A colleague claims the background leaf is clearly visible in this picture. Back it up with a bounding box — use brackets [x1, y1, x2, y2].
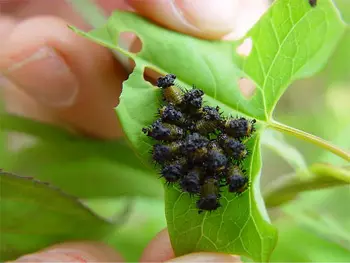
[261, 129, 307, 171]
[263, 163, 350, 208]
[3, 139, 163, 199]
[243, 0, 346, 119]
[0, 114, 163, 199]
[271, 220, 350, 262]
[0, 171, 113, 261]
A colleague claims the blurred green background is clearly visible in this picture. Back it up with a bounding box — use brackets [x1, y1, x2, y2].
[1, 0, 349, 262]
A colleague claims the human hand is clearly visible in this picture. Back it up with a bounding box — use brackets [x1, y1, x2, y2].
[0, 0, 268, 139]
[9, 229, 242, 262]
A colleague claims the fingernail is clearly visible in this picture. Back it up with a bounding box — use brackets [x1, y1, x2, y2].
[167, 252, 241, 263]
[174, 0, 239, 34]
[5, 46, 79, 107]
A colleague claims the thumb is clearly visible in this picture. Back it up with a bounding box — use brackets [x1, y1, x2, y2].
[10, 241, 124, 262]
[126, 0, 269, 40]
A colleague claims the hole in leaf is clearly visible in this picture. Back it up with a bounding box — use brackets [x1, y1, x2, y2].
[118, 31, 143, 54]
[143, 67, 162, 86]
[236, 37, 252, 57]
[238, 78, 256, 98]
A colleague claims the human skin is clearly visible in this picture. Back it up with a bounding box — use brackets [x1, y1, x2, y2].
[0, 0, 268, 262]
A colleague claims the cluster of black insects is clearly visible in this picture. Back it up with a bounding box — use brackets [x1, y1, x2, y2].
[142, 74, 256, 213]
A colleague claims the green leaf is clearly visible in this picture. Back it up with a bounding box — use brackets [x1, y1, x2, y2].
[0, 114, 162, 199]
[281, 185, 350, 251]
[263, 163, 350, 208]
[243, 0, 346, 119]
[3, 139, 163, 200]
[271, 185, 350, 262]
[166, 134, 277, 261]
[271, 220, 350, 262]
[68, 0, 346, 260]
[261, 129, 307, 171]
[0, 171, 113, 261]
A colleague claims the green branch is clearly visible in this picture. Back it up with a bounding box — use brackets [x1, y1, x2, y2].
[269, 120, 350, 162]
[263, 163, 350, 208]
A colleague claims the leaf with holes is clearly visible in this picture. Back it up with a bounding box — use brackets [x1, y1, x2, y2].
[69, 0, 346, 261]
[0, 171, 113, 261]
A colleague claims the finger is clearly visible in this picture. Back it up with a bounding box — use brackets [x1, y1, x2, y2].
[126, 0, 239, 40]
[140, 228, 175, 262]
[140, 228, 241, 263]
[0, 16, 127, 139]
[223, 0, 269, 40]
[166, 252, 242, 263]
[11, 241, 124, 262]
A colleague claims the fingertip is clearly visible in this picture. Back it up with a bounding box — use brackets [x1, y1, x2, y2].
[166, 252, 241, 263]
[126, 0, 239, 40]
[13, 241, 124, 262]
[140, 228, 175, 262]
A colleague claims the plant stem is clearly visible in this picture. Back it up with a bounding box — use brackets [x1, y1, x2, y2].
[269, 120, 350, 162]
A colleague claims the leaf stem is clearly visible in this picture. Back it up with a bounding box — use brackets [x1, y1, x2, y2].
[269, 120, 350, 162]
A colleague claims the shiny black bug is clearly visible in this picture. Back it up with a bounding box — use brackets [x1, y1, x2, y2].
[158, 103, 188, 127]
[218, 133, 247, 161]
[309, 0, 317, 7]
[160, 159, 187, 185]
[225, 164, 249, 194]
[197, 177, 221, 213]
[182, 87, 204, 111]
[223, 117, 256, 139]
[180, 168, 202, 195]
[157, 74, 184, 106]
[193, 106, 223, 135]
[183, 133, 210, 164]
[205, 141, 228, 174]
[142, 119, 184, 141]
[152, 141, 184, 164]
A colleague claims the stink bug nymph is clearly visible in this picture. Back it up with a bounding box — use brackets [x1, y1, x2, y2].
[223, 117, 256, 139]
[226, 164, 249, 194]
[197, 177, 221, 213]
[157, 74, 184, 105]
[142, 119, 184, 141]
[152, 141, 184, 164]
[218, 133, 247, 161]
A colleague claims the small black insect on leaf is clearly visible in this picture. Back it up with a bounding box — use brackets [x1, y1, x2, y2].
[193, 106, 223, 135]
[152, 141, 184, 164]
[226, 164, 249, 194]
[205, 141, 228, 174]
[142, 73, 257, 214]
[218, 134, 247, 161]
[309, 0, 317, 7]
[160, 159, 186, 185]
[142, 119, 184, 141]
[182, 87, 204, 111]
[197, 178, 221, 214]
[223, 117, 256, 139]
[156, 73, 176, 88]
[180, 168, 202, 195]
